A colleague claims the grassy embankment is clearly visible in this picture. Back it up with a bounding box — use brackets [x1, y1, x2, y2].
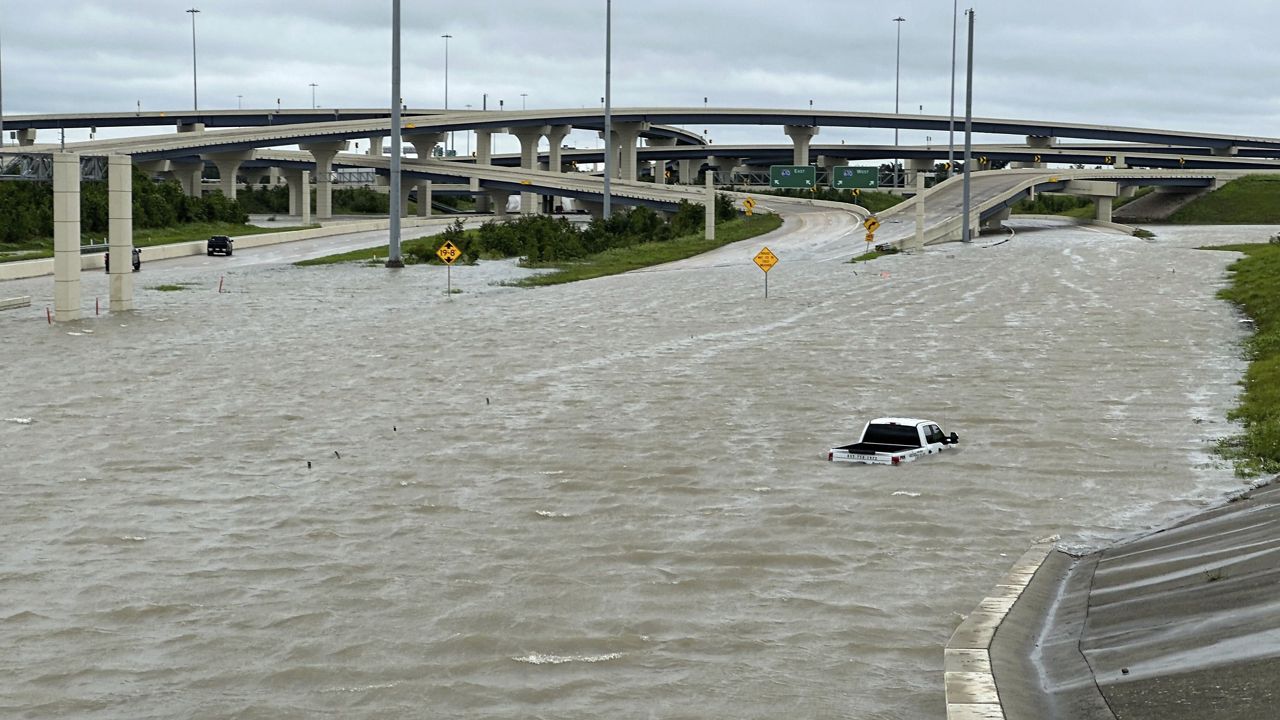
[0, 222, 310, 263]
[296, 214, 783, 285]
[1207, 240, 1280, 477]
[1171, 175, 1280, 223]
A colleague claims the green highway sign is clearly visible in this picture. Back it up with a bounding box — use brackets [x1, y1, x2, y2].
[769, 165, 817, 189]
[832, 166, 879, 190]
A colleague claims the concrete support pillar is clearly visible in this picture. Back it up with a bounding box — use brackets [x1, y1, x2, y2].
[609, 121, 650, 181]
[53, 153, 82, 322]
[708, 157, 741, 185]
[283, 169, 304, 216]
[473, 129, 495, 212]
[1095, 196, 1114, 223]
[398, 182, 413, 218]
[16, 128, 38, 146]
[300, 171, 311, 226]
[783, 125, 819, 166]
[817, 155, 847, 180]
[545, 125, 572, 209]
[168, 160, 203, 197]
[108, 155, 135, 312]
[300, 141, 346, 220]
[1024, 135, 1055, 169]
[704, 172, 716, 241]
[418, 181, 432, 217]
[907, 157, 934, 187]
[981, 207, 1010, 232]
[205, 151, 254, 200]
[512, 125, 550, 215]
[678, 158, 697, 185]
[487, 190, 510, 217]
[367, 135, 384, 156]
[1113, 154, 1128, 170]
[648, 137, 676, 184]
[405, 131, 445, 159]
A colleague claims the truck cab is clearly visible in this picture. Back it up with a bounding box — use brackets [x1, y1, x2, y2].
[828, 417, 959, 465]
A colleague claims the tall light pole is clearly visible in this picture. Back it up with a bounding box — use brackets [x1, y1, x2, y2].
[603, 0, 613, 219]
[441, 34, 452, 154]
[521, 92, 527, 110]
[237, 94, 242, 109]
[893, 16, 905, 189]
[948, 0, 958, 178]
[309, 83, 317, 109]
[186, 8, 200, 111]
[387, 0, 404, 268]
[962, 8, 975, 244]
[0, 25, 5, 151]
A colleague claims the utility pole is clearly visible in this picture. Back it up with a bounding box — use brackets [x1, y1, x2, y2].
[893, 16, 906, 189]
[186, 8, 200, 111]
[962, 9, 975, 243]
[603, 0, 613, 218]
[387, 0, 404, 267]
[948, 0, 958, 178]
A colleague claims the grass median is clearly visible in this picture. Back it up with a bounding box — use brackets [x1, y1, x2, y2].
[1206, 240, 1280, 477]
[515, 214, 782, 287]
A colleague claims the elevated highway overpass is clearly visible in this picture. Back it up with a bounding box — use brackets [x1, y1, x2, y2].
[6, 105, 1279, 321]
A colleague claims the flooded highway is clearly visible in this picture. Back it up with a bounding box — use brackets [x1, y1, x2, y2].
[0, 214, 1258, 719]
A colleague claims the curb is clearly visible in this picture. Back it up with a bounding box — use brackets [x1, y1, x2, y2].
[944, 541, 1056, 719]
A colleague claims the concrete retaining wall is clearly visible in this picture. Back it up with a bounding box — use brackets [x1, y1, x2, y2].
[0, 216, 448, 282]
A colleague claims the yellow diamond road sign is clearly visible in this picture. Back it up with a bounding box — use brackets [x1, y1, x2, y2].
[863, 216, 881, 233]
[754, 247, 778, 273]
[436, 240, 461, 265]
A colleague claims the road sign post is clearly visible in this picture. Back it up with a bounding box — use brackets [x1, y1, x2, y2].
[832, 166, 879, 190]
[753, 246, 778, 298]
[437, 240, 461, 296]
[769, 165, 816, 189]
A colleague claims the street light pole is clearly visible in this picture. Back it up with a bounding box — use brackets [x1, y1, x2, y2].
[309, 83, 317, 109]
[948, 0, 957, 178]
[962, 8, 975, 244]
[237, 94, 242, 109]
[521, 92, 527, 110]
[387, 0, 404, 267]
[186, 8, 200, 111]
[893, 16, 905, 189]
[441, 34, 452, 154]
[603, 0, 613, 219]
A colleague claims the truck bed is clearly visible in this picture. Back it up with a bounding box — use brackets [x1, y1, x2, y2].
[833, 442, 918, 454]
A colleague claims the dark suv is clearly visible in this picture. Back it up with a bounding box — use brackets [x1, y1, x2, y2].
[207, 235, 234, 256]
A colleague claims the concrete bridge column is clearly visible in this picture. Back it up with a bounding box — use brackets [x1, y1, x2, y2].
[708, 157, 741, 185]
[205, 150, 254, 200]
[907, 157, 934, 188]
[678, 158, 698, 185]
[283, 169, 304, 216]
[15, 128, 38, 146]
[397, 182, 413, 218]
[107, 155, 135, 312]
[417, 181, 432, 217]
[177, 122, 205, 134]
[473, 129, 496, 212]
[53, 153, 82, 322]
[512, 125, 550, 215]
[648, 137, 677, 184]
[1095, 196, 1114, 223]
[784, 125, 819, 166]
[545, 125, 572, 208]
[610, 121, 650, 181]
[1113, 154, 1128, 170]
[981, 208, 1010, 232]
[367, 136, 384, 156]
[405, 131, 445, 159]
[487, 190, 511, 218]
[168, 160, 204, 197]
[300, 141, 346, 220]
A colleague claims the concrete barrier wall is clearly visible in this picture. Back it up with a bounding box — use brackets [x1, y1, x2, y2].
[0, 216, 448, 282]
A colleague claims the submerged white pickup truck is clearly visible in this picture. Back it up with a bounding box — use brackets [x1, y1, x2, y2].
[828, 418, 960, 465]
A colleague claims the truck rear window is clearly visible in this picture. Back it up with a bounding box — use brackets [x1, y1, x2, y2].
[863, 424, 921, 446]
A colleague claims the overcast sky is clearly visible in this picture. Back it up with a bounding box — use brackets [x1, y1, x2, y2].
[3, 0, 1279, 153]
